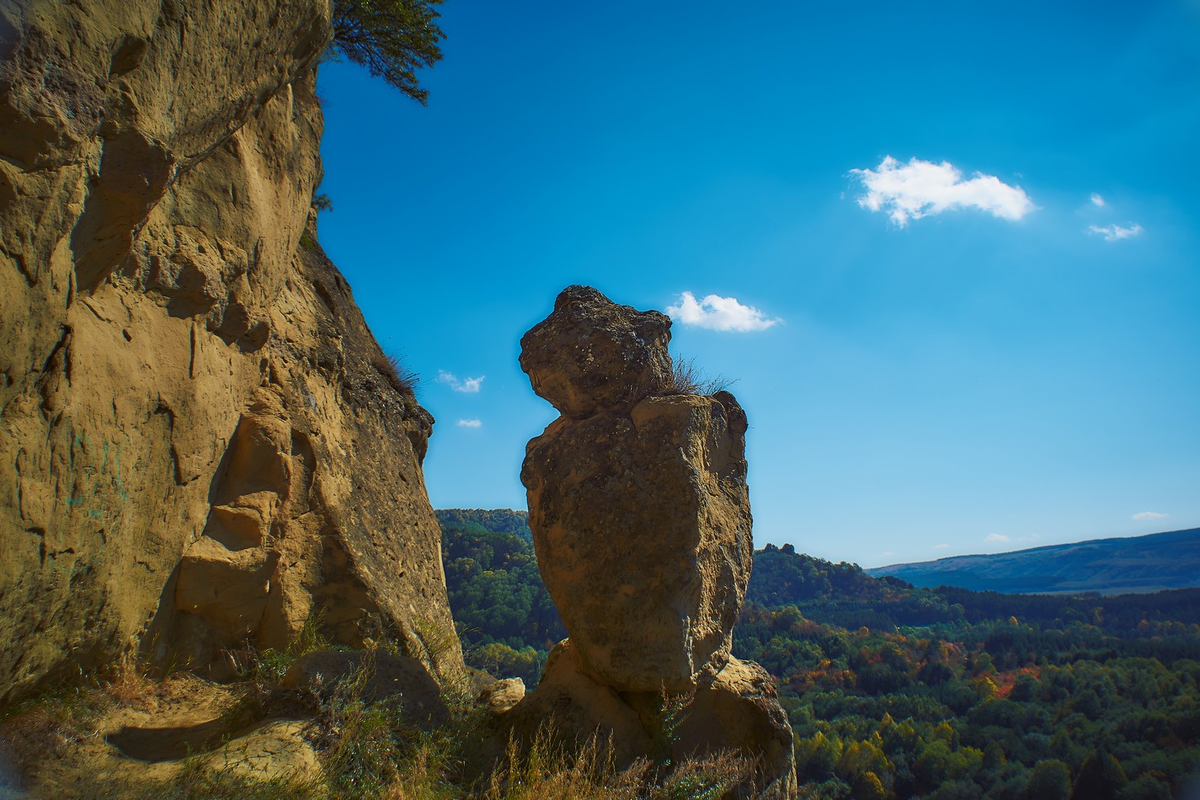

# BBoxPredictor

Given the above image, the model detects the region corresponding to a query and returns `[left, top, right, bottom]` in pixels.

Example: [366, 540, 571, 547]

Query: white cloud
[437, 370, 485, 393]
[986, 533, 1010, 543]
[456, 418, 482, 428]
[1090, 193, 1106, 207]
[850, 156, 1036, 226]
[1089, 223, 1143, 242]
[933, 543, 950, 550]
[1132, 511, 1168, 521]
[665, 292, 781, 332]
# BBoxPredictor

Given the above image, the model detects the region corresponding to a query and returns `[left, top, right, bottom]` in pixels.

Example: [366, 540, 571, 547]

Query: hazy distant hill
[866, 527, 1200, 594]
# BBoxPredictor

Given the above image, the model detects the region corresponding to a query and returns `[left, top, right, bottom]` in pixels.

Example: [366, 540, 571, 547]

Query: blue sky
[315, 0, 1200, 567]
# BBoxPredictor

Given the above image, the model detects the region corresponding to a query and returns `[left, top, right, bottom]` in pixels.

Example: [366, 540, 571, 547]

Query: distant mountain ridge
[866, 527, 1200, 595]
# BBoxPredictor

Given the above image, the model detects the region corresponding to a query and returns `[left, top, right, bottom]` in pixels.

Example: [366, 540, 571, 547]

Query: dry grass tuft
[651, 749, 757, 799]
[484, 727, 642, 800]
[0, 656, 161, 766]
[480, 722, 755, 800]
[375, 349, 420, 396]
[665, 356, 736, 397]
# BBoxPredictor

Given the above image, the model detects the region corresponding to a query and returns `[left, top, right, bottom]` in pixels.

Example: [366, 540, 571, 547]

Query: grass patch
[375, 349, 420, 397]
[0, 631, 758, 798]
[140, 759, 322, 800]
[234, 611, 334, 686]
[482, 724, 754, 800]
[665, 356, 736, 397]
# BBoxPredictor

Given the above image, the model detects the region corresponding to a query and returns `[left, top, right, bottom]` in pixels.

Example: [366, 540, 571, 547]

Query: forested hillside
[437, 509, 562, 683]
[753, 543, 1200, 639]
[867, 528, 1200, 595]
[439, 511, 1200, 798]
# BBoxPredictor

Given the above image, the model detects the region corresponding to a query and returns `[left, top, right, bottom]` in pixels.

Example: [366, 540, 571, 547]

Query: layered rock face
[511, 286, 796, 796]
[0, 0, 462, 701]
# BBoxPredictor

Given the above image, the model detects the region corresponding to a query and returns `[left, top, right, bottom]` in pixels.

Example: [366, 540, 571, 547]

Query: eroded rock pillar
[505, 285, 796, 797]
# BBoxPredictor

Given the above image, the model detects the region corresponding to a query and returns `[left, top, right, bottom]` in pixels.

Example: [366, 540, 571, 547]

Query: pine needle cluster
[331, 0, 445, 104]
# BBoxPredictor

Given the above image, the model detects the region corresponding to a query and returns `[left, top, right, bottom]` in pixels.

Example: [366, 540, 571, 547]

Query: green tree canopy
[331, 0, 444, 104]
[1028, 760, 1072, 799]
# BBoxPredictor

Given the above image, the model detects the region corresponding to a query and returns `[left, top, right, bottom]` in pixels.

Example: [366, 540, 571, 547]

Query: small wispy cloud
[1090, 193, 1106, 207]
[438, 370, 485, 393]
[665, 291, 781, 332]
[1089, 223, 1143, 242]
[850, 156, 1036, 226]
[1132, 511, 1168, 521]
[986, 533, 1010, 543]
[933, 543, 950, 550]
[456, 418, 482, 428]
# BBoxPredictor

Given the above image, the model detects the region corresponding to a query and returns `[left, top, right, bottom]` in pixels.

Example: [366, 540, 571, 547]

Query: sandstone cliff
[0, 0, 462, 702]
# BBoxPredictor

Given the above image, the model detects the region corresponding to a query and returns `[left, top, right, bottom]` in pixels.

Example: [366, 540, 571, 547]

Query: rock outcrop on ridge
[509, 286, 796, 796]
[0, 0, 462, 702]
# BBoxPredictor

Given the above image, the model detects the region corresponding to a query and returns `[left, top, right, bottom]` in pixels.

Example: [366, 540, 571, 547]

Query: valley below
[443, 509, 1200, 799]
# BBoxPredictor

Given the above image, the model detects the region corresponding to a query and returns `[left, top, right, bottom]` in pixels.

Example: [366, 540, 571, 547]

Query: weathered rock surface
[501, 639, 653, 765]
[0, 0, 462, 702]
[511, 287, 796, 796]
[281, 649, 449, 727]
[5, 673, 322, 795]
[503, 641, 797, 797]
[519, 285, 673, 419]
[478, 677, 527, 715]
[672, 657, 798, 796]
[522, 392, 753, 692]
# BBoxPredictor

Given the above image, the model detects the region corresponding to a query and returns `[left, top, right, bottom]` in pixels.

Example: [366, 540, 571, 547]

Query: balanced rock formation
[518, 285, 674, 419]
[0, 0, 462, 702]
[509, 286, 796, 796]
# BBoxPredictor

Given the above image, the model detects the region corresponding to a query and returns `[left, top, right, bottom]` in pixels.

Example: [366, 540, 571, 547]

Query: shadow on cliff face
[70, 130, 174, 292]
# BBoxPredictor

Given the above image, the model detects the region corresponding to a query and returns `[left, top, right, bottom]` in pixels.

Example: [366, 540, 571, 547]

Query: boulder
[518, 285, 673, 419]
[672, 658, 799, 798]
[522, 392, 753, 692]
[498, 639, 652, 767]
[479, 677, 527, 715]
